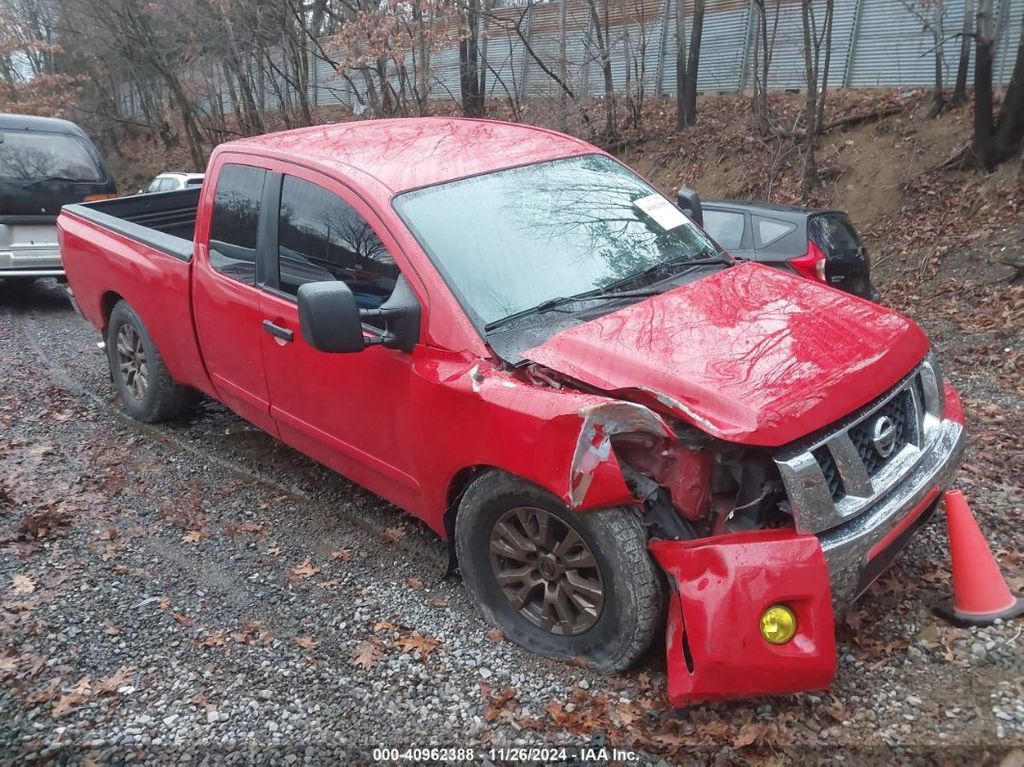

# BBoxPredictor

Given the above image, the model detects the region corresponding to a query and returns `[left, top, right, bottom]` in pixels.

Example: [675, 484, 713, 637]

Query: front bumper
[820, 413, 965, 612]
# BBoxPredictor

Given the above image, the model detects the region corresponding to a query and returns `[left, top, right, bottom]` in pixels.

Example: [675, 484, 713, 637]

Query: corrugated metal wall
[142, 0, 1024, 117]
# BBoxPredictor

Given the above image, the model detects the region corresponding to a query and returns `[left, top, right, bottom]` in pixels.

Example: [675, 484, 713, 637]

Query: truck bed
[57, 186, 211, 396]
[61, 188, 200, 261]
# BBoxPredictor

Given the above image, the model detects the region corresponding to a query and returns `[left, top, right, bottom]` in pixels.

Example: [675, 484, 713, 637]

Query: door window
[277, 175, 398, 314]
[702, 209, 745, 250]
[208, 164, 267, 284]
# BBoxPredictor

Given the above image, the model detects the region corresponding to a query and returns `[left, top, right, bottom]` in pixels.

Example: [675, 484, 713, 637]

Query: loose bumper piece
[649, 530, 837, 707]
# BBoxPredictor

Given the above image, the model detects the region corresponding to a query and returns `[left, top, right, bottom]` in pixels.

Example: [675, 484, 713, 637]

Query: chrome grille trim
[775, 358, 943, 535]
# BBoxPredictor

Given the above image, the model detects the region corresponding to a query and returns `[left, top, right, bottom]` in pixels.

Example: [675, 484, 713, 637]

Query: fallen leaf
[265, 546, 282, 556]
[426, 595, 449, 608]
[397, 631, 440, 658]
[373, 620, 398, 632]
[95, 666, 134, 696]
[103, 623, 121, 636]
[317, 579, 340, 590]
[406, 577, 425, 591]
[173, 613, 194, 628]
[52, 694, 84, 718]
[181, 530, 206, 544]
[294, 635, 318, 650]
[351, 638, 385, 669]
[380, 527, 406, 544]
[329, 549, 351, 562]
[288, 559, 320, 580]
[485, 627, 505, 643]
[157, 597, 172, 610]
[11, 574, 36, 594]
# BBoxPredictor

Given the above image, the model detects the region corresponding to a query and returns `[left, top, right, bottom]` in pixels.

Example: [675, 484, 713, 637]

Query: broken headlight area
[610, 429, 790, 540]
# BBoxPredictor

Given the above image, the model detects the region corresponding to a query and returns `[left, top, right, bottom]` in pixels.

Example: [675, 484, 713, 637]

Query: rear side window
[702, 209, 745, 250]
[208, 164, 267, 284]
[0, 130, 104, 182]
[756, 217, 796, 247]
[277, 175, 398, 314]
[809, 214, 862, 256]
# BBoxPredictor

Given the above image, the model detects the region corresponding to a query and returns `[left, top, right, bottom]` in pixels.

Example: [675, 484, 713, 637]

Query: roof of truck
[224, 118, 595, 194]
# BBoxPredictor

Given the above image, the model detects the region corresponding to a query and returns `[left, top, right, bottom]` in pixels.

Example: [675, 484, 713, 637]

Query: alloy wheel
[115, 324, 148, 400]
[488, 506, 605, 636]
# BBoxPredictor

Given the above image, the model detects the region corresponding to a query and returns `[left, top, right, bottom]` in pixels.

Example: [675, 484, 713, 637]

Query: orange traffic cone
[934, 490, 1024, 627]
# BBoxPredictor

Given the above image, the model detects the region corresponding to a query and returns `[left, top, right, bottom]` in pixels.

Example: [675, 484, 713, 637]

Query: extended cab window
[208, 164, 267, 284]
[277, 175, 398, 313]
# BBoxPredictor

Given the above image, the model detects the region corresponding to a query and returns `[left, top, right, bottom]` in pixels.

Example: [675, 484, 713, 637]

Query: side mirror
[297, 281, 366, 353]
[676, 187, 703, 228]
[296, 276, 423, 354]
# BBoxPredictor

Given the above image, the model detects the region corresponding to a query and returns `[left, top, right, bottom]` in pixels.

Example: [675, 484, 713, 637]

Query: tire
[455, 471, 662, 673]
[106, 300, 196, 423]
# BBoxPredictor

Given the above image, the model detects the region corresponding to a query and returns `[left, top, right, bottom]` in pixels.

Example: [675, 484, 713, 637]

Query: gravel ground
[0, 279, 1022, 765]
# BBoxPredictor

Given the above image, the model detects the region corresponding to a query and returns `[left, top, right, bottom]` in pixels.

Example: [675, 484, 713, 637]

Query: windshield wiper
[599, 253, 731, 294]
[484, 288, 661, 332]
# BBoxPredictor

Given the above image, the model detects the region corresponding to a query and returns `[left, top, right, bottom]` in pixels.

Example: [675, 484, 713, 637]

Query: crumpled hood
[522, 262, 929, 446]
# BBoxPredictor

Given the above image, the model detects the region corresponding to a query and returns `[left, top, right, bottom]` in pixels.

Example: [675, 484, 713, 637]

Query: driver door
[257, 170, 422, 510]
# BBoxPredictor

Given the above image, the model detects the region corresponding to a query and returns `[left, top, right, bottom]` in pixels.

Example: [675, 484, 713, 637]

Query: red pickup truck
[59, 118, 966, 705]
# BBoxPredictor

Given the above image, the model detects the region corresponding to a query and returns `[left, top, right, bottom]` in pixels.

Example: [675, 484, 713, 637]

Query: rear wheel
[455, 472, 661, 672]
[106, 301, 196, 423]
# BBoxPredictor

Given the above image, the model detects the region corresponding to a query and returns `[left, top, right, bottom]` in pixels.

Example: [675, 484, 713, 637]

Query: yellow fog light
[760, 605, 797, 645]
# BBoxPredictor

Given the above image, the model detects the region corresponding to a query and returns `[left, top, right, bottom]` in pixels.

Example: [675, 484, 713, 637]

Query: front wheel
[106, 300, 196, 423]
[455, 472, 662, 673]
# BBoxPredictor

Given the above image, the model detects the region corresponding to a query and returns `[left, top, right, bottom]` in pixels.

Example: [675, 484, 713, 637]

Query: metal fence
[121, 0, 1024, 117]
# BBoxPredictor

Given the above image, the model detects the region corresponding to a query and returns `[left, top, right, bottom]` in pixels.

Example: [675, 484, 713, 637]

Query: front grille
[847, 388, 918, 475]
[773, 359, 942, 535]
[813, 447, 844, 501]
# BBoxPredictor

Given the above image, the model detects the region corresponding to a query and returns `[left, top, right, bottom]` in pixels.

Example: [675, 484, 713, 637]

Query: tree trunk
[993, 6, 1024, 162]
[675, 0, 687, 129]
[954, 0, 973, 105]
[801, 0, 817, 200]
[681, 0, 704, 126]
[973, 0, 995, 170]
[460, 0, 484, 117]
[815, 0, 833, 130]
[929, 0, 945, 116]
[559, 0, 568, 130]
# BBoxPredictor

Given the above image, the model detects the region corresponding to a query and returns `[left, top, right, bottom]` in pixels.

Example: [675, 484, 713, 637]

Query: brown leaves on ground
[222, 522, 267, 538]
[181, 530, 206, 544]
[10, 574, 36, 594]
[405, 577, 424, 591]
[51, 666, 134, 718]
[287, 559, 320, 581]
[329, 549, 351, 562]
[351, 638, 385, 670]
[485, 627, 505, 643]
[396, 631, 440, 659]
[294, 635, 318, 651]
[16, 506, 72, 541]
[379, 527, 406, 544]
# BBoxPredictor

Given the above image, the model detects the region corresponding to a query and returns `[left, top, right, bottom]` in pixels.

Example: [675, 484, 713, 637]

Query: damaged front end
[563, 391, 837, 706]
[649, 532, 836, 707]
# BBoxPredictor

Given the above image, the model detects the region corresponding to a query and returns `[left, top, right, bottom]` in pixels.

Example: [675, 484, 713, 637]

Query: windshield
[0, 130, 105, 182]
[394, 154, 722, 327]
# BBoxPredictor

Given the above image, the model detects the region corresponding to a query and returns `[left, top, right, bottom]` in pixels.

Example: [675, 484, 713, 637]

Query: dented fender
[649, 530, 837, 707]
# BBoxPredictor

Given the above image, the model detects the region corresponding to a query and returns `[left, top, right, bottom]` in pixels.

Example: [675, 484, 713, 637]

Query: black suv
[0, 113, 116, 280]
[676, 190, 878, 301]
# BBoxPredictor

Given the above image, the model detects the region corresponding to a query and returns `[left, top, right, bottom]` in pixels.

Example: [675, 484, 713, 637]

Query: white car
[138, 172, 204, 194]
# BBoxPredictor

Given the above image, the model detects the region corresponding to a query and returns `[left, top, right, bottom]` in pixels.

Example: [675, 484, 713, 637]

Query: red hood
[522, 263, 929, 446]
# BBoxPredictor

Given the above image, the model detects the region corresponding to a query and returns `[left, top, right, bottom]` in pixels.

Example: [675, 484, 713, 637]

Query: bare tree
[751, 0, 781, 134]
[953, 0, 973, 105]
[900, 0, 946, 116]
[972, 0, 995, 168]
[675, 0, 704, 128]
[800, 0, 833, 200]
[993, 4, 1024, 163]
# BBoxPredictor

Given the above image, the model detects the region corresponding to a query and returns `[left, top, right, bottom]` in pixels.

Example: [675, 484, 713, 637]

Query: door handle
[262, 320, 294, 343]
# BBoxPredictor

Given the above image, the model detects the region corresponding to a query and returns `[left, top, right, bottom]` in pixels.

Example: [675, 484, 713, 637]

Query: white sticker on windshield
[633, 193, 691, 231]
